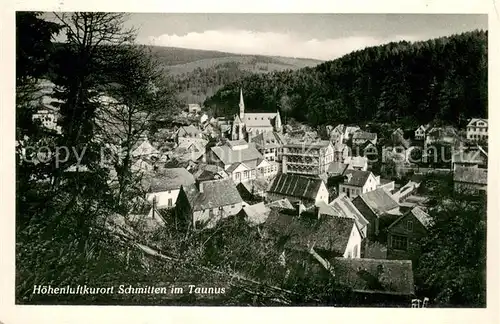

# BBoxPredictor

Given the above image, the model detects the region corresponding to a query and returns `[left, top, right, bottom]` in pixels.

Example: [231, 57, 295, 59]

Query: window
[168, 190, 171, 194]
[167, 198, 173, 207]
[243, 170, 248, 178]
[231, 205, 235, 208]
[391, 235, 408, 251]
[407, 221, 413, 232]
[353, 245, 358, 258]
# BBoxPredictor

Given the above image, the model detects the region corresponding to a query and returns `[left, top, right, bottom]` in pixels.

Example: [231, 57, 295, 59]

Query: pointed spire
[239, 88, 245, 119]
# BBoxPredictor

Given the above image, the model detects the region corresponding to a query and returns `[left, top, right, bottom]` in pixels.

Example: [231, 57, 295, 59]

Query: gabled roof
[132, 139, 160, 157]
[265, 209, 356, 254]
[145, 168, 195, 192]
[226, 162, 250, 173]
[250, 131, 287, 149]
[328, 194, 370, 230]
[356, 188, 400, 216]
[416, 124, 430, 132]
[343, 169, 373, 187]
[453, 166, 488, 185]
[190, 179, 243, 211]
[210, 142, 263, 166]
[389, 130, 410, 149]
[268, 173, 324, 201]
[284, 139, 332, 149]
[177, 125, 201, 137]
[243, 112, 278, 127]
[467, 118, 488, 127]
[410, 207, 433, 229]
[328, 258, 415, 296]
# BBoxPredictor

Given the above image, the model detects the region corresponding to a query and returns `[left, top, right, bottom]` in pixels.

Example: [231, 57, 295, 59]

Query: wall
[387, 213, 428, 260]
[339, 184, 363, 199]
[315, 182, 330, 204]
[343, 225, 363, 258]
[146, 189, 180, 208]
[352, 198, 378, 239]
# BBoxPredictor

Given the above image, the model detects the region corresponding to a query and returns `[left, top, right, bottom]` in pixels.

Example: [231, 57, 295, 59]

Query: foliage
[205, 31, 487, 127]
[415, 193, 486, 307]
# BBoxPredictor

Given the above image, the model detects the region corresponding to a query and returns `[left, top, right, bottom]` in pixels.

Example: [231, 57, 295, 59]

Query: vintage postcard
[1, 0, 499, 323]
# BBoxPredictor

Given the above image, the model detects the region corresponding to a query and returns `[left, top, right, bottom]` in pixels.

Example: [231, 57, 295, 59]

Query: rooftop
[453, 166, 488, 185]
[210, 142, 263, 166]
[145, 168, 195, 192]
[356, 188, 400, 216]
[343, 169, 373, 187]
[189, 179, 243, 211]
[268, 173, 324, 201]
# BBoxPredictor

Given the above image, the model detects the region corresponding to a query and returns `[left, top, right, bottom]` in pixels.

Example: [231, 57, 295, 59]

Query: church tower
[239, 88, 245, 120]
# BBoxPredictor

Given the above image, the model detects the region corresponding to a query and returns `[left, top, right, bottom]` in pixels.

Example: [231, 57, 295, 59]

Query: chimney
[345, 173, 353, 183]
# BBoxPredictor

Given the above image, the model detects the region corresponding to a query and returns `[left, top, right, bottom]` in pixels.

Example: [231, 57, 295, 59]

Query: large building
[207, 140, 278, 183]
[282, 139, 334, 176]
[232, 89, 282, 140]
[466, 118, 488, 142]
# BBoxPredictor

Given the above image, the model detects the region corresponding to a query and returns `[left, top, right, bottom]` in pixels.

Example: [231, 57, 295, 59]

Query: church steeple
[239, 88, 245, 120]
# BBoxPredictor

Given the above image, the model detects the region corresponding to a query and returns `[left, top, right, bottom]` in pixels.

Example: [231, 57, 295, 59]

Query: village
[29, 83, 489, 306]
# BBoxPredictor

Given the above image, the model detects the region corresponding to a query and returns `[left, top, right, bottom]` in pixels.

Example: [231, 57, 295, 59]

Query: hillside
[148, 46, 322, 105]
[204, 30, 488, 129]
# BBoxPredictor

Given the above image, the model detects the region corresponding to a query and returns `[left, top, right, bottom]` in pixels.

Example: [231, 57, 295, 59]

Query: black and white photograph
[6, 4, 494, 313]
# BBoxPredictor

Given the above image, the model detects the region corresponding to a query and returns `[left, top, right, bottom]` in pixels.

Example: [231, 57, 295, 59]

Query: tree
[415, 194, 486, 306]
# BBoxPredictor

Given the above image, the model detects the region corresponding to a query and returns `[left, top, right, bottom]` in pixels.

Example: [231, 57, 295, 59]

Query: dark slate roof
[177, 125, 201, 137]
[329, 258, 415, 296]
[191, 179, 243, 211]
[268, 173, 324, 201]
[265, 209, 355, 254]
[357, 188, 400, 216]
[453, 166, 488, 185]
[343, 169, 373, 187]
[327, 162, 348, 175]
[145, 168, 195, 192]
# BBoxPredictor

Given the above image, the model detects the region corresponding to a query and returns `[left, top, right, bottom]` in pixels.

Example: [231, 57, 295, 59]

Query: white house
[339, 170, 378, 199]
[144, 168, 195, 208]
[414, 124, 430, 141]
[131, 137, 160, 159]
[343, 126, 361, 141]
[344, 156, 368, 171]
[188, 103, 202, 114]
[352, 131, 377, 146]
[466, 118, 488, 142]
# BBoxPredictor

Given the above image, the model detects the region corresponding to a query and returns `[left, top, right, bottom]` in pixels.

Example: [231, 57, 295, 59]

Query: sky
[124, 14, 487, 60]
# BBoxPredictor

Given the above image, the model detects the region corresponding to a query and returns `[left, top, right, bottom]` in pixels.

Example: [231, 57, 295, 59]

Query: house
[362, 142, 378, 159]
[425, 126, 459, 146]
[264, 207, 363, 259]
[179, 179, 244, 230]
[352, 188, 401, 238]
[377, 178, 395, 193]
[170, 139, 207, 162]
[188, 103, 202, 114]
[239, 202, 271, 226]
[176, 125, 203, 143]
[338, 170, 378, 199]
[386, 128, 411, 155]
[236, 177, 269, 202]
[344, 126, 361, 141]
[131, 158, 154, 174]
[281, 139, 334, 176]
[232, 89, 282, 140]
[250, 131, 287, 163]
[207, 140, 278, 182]
[352, 131, 377, 146]
[466, 118, 488, 142]
[451, 145, 488, 170]
[333, 142, 350, 162]
[131, 137, 160, 159]
[191, 163, 228, 182]
[453, 166, 488, 193]
[200, 113, 209, 125]
[327, 124, 345, 143]
[387, 207, 432, 260]
[344, 156, 368, 171]
[144, 168, 196, 208]
[414, 124, 430, 141]
[325, 194, 370, 240]
[267, 173, 329, 205]
[322, 258, 415, 305]
[326, 161, 348, 177]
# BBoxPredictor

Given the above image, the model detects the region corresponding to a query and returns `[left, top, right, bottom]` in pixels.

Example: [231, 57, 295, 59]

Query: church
[232, 89, 282, 141]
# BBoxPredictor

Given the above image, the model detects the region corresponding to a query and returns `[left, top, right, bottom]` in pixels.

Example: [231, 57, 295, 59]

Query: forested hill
[204, 30, 488, 128]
